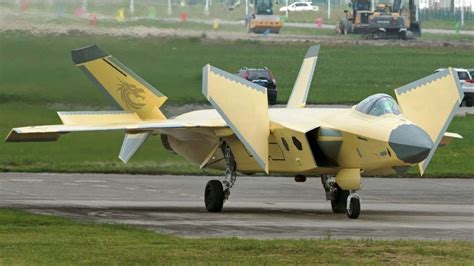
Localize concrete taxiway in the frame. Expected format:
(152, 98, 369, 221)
(0, 173, 472, 240)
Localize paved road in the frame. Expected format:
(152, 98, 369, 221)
(161, 17, 474, 36)
(0, 173, 472, 240)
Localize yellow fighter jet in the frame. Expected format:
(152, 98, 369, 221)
(5, 45, 463, 219)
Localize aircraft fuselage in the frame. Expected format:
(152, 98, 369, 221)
(165, 107, 432, 176)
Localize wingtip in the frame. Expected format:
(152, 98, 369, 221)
(305, 44, 320, 59)
(4, 129, 60, 142)
(418, 164, 426, 177)
(202, 64, 211, 97)
(4, 129, 16, 143)
(118, 155, 129, 164)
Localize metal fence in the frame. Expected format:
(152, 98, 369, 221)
(420, 8, 474, 23)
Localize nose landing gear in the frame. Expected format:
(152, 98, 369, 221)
(346, 191, 361, 219)
(204, 143, 236, 212)
(321, 172, 362, 219)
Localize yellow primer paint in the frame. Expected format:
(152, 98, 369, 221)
(58, 112, 141, 126)
(5, 45, 463, 180)
(203, 65, 270, 173)
(336, 168, 361, 190)
(395, 68, 463, 175)
(80, 57, 166, 120)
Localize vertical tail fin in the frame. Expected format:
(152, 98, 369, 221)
(287, 45, 320, 108)
(202, 65, 270, 173)
(71, 45, 167, 120)
(394, 68, 463, 175)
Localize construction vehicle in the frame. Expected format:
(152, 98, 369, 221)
(337, 0, 421, 39)
(245, 0, 282, 34)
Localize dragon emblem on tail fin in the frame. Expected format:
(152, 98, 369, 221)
(117, 79, 146, 110)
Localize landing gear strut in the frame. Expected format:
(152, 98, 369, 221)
(204, 143, 236, 212)
(321, 175, 361, 219)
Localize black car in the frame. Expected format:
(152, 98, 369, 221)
(237, 67, 277, 105)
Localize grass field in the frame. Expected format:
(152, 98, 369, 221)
(0, 208, 472, 264)
(2, 32, 473, 106)
(0, 31, 473, 176)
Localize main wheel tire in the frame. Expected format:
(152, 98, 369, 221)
(331, 186, 349, 213)
(204, 180, 225, 212)
(347, 197, 360, 219)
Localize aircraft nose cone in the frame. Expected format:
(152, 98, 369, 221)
(389, 124, 433, 164)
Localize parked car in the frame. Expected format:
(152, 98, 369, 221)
(237, 67, 277, 105)
(434, 68, 474, 107)
(279, 1, 319, 12)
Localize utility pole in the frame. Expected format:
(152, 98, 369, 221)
(286, 0, 288, 17)
(204, 0, 210, 16)
(461, 0, 464, 26)
(167, 0, 172, 15)
(328, 0, 331, 20)
(416, 0, 419, 21)
(246, 0, 249, 16)
(130, 0, 135, 16)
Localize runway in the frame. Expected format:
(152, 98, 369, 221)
(0, 172, 472, 240)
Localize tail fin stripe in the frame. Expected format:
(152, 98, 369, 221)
(107, 57, 165, 97)
(103, 58, 127, 77)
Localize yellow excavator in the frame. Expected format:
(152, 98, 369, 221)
(245, 0, 282, 34)
(337, 0, 421, 39)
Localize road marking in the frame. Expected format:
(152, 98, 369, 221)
(93, 185, 110, 188)
(74, 180, 106, 183)
(63, 183, 79, 186)
(145, 189, 157, 192)
(125, 187, 137, 190)
(10, 179, 43, 182)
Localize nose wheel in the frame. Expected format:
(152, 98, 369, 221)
(322, 175, 361, 219)
(204, 142, 236, 213)
(346, 192, 360, 219)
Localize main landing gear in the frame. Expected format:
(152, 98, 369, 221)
(204, 143, 236, 212)
(321, 175, 361, 219)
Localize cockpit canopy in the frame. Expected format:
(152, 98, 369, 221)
(355, 93, 401, 116)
